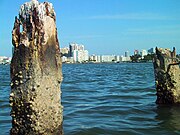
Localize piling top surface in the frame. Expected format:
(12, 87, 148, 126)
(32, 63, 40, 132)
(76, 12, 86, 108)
(19, 0, 55, 22)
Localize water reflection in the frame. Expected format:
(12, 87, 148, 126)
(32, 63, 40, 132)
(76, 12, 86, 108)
(155, 105, 180, 133)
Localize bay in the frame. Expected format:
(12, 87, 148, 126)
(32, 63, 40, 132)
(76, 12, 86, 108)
(0, 63, 180, 135)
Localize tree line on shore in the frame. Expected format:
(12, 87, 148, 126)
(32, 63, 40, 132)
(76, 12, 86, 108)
(131, 53, 180, 63)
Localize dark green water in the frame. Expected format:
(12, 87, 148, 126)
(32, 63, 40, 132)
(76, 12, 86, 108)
(0, 63, 180, 135)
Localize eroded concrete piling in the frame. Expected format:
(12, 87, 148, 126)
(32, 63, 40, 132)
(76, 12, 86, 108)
(153, 47, 180, 104)
(10, 0, 63, 134)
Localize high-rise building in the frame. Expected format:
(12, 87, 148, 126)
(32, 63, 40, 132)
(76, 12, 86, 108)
(148, 47, 155, 54)
(69, 43, 85, 57)
(78, 45, 84, 51)
(125, 51, 129, 57)
(83, 50, 89, 62)
(72, 50, 78, 62)
(69, 43, 77, 57)
(72, 50, 89, 63)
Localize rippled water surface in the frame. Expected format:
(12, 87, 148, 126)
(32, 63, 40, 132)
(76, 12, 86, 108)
(0, 63, 180, 135)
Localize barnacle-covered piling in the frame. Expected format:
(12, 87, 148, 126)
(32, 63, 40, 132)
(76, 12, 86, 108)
(10, 0, 63, 134)
(153, 47, 180, 104)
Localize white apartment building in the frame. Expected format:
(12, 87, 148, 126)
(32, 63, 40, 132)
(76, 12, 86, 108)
(121, 56, 131, 62)
(89, 55, 101, 62)
(73, 50, 89, 63)
(115, 55, 121, 62)
(83, 50, 89, 61)
(101, 55, 115, 62)
(89, 55, 131, 63)
(97, 55, 101, 63)
(69, 43, 85, 57)
(78, 45, 85, 51)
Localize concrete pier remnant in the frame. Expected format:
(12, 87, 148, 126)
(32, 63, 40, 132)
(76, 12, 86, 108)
(153, 47, 180, 104)
(10, 0, 63, 134)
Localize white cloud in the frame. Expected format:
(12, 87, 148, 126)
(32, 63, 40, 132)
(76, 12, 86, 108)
(61, 34, 105, 40)
(87, 13, 179, 20)
(125, 25, 180, 35)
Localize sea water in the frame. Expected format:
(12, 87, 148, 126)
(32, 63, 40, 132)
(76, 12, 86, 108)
(0, 63, 180, 135)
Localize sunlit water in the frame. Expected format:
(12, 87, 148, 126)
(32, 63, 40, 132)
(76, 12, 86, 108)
(0, 63, 180, 135)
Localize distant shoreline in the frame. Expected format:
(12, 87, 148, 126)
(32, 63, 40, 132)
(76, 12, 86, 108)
(0, 61, 153, 65)
(0, 63, 10, 65)
(62, 61, 153, 64)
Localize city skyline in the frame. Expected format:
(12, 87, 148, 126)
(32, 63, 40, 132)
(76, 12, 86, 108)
(59, 43, 156, 63)
(0, 0, 180, 57)
(61, 43, 154, 56)
(60, 43, 132, 63)
(0, 46, 155, 64)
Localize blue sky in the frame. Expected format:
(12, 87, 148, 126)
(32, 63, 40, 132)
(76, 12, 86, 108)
(0, 0, 180, 57)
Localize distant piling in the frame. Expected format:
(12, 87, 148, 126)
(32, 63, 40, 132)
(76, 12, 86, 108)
(153, 47, 180, 104)
(10, 0, 63, 134)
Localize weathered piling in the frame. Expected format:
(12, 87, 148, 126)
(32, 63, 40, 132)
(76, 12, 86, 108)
(10, 0, 63, 134)
(153, 47, 180, 104)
